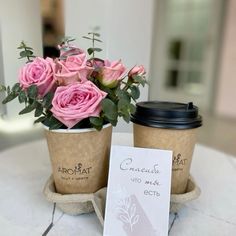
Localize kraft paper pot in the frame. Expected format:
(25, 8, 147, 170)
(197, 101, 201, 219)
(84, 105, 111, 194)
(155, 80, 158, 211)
(131, 101, 202, 194)
(44, 124, 112, 194)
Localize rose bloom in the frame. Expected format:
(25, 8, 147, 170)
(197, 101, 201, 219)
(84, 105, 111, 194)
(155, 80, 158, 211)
(98, 60, 126, 88)
(55, 49, 93, 85)
(18, 57, 56, 97)
(51, 81, 107, 128)
(128, 65, 146, 78)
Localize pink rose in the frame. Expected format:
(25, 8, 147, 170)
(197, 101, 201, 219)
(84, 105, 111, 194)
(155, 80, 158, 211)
(51, 81, 107, 128)
(98, 60, 126, 88)
(55, 51, 93, 85)
(128, 65, 146, 78)
(18, 57, 55, 97)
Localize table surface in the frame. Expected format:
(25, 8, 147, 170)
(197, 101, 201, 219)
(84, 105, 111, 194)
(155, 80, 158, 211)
(0, 133, 236, 236)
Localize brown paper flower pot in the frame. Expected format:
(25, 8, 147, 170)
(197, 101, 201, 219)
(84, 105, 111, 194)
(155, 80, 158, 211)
(44, 124, 112, 194)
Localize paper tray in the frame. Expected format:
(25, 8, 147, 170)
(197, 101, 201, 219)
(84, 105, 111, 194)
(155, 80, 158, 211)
(43, 175, 201, 224)
(43, 175, 106, 226)
(170, 175, 201, 213)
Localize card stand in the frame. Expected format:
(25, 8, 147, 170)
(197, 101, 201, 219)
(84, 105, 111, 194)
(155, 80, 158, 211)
(43, 175, 106, 226)
(170, 175, 201, 213)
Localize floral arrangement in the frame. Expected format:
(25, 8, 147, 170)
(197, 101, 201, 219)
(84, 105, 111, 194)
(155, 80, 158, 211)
(0, 33, 146, 130)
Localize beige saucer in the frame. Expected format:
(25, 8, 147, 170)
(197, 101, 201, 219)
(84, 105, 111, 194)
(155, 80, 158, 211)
(170, 175, 201, 213)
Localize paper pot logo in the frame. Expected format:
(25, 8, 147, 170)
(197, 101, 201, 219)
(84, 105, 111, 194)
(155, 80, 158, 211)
(58, 163, 92, 176)
(172, 153, 187, 172)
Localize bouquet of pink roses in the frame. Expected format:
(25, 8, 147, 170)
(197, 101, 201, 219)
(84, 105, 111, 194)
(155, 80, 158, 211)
(0, 33, 146, 130)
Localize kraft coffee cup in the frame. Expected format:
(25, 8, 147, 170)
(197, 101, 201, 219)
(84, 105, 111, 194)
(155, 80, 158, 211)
(131, 101, 202, 194)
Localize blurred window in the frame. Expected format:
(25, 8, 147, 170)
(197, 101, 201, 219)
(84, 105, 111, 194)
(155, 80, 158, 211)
(164, 0, 211, 94)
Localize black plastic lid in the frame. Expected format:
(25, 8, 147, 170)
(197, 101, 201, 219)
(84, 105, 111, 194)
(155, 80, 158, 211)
(131, 101, 202, 129)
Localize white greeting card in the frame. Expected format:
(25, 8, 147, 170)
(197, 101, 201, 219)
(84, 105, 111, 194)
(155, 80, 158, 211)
(103, 145, 172, 236)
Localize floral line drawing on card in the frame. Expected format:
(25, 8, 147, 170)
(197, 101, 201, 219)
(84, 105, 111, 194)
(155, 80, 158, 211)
(117, 196, 139, 232)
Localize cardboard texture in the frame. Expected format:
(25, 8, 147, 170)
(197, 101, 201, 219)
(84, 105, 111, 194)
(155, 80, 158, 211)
(43, 175, 106, 225)
(133, 124, 197, 194)
(45, 125, 112, 194)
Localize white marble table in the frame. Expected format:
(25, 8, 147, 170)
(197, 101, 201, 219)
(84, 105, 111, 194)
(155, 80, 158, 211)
(0, 133, 236, 236)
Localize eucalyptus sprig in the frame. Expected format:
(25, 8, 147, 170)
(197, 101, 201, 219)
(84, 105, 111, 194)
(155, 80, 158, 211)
(17, 41, 35, 62)
(83, 32, 102, 58)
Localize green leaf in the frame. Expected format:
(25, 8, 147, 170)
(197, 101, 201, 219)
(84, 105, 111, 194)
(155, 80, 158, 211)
(93, 33, 100, 37)
(93, 48, 102, 52)
(101, 99, 118, 120)
(34, 103, 43, 117)
(117, 99, 134, 123)
(48, 116, 63, 130)
(133, 75, 146, 86)
(12, 83, 21, 93)
(2, 92, 18, 104)
(118, 98, 130, 112)
(89, 117, 103, 127)
(27, 85, 38, 99)
(94, 38, 102, 42)
(67, 38, 75, 42)
(82, 36, 92, 40)
(20, 50, 33, 57)
(7, 86, 10, 95)
(87, 47, 102, 55)
(34, 116, 46, 124)
(116, 89, 130, 102)
(109, 119, 118, 126)
(19, 102, 37, 115)
(87, 48, 93, 55)
(18, 90, 27, 103)
(43, 92, 54, 109)
(122, 112, 131, 123)
(129, 103, 136, 114)
(88, 32, 100, 37)
(0, 84, 6, 92)
(130, 86, 140, 100)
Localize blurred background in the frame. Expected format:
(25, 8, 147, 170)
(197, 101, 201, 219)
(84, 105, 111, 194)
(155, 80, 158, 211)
(0, 0, 235, 155)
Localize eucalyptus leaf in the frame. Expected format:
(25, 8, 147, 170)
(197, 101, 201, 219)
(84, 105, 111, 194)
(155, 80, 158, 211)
(20, 50, 33, 57)
(7, 86, 10, 95)
(48, 116, 63, 130)
(129, 103, 136, 114)
(93, 33, 100, 37)
(34, 116, 46, 124)
(12, 83, 21, 93)
(122, 112, 131, 123)
(87, 47, 102, 55)
(94, 38, 102, 42)
(118, 99, 130, 112)
(116, 89, 130, 102)
(93, 48, 102, 52)
(89, 117, 103, 127)
(35, 103, 44, 117)
(27, 85, 38, 99)
(82, 36, 92, 40)
(18, 90, 27, 103)
(133, 75, 146, 86)
(108, 119, 118, 126)
(43, 92, 54, 109)
(19, 102, 37, 115)
(130, 86, 140, 100)
(2, 92, 18, 104)
(102, 99, 118, 120)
